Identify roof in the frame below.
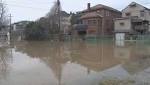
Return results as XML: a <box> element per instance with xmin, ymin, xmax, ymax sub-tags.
<box><xmin>81</xmin><ymin>4</ymin><xmax>121</xmax><ymax>13</ymax></box>
<box><xmin>115</xmin><ymin>17</ymin><xmax>130</xmax><ymax>20</ymax></box>
<box><xmin>60</xmin><ymin>11</ymin><xmax>70</xmax><ymax>17</ymax></box>
<box><xmin>132</xmin><ymin>19</ymin><xmax>143</xmax><ymax>22</ymax></box>
<box><xmin>13</xmin><ymin>21</ymin><xmax>31</xmax><ymax>25</ymax></box>
<box><xmin>114</xmin><ymin>30</ymin><xmax>132</xmax><ymax>33</ymax></box>
<box><xmin>122</xmin><ymin>2</ymin><xmax>150</xmax><ymax>12</ymax></box>
<box><xmin>80</xmin><ymin>12</ymin><xmax>103</xmax><ymax>19</ymax></box>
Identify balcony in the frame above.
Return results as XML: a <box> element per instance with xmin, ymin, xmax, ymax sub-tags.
<box><xmin>133</xmin><ymin>25</ymin><xmax>149</xmax><ymax>31</ymax></box>
<box><xmin>0</xmin><ymin>31</ymin><xmax>9</xmax><ymax>35</ymax></box>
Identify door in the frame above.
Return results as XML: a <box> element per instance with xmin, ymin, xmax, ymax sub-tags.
<box><xmin>115</xmin><ymin>33</ymin><xmax>125</xmax><ymax>41</ymax></box>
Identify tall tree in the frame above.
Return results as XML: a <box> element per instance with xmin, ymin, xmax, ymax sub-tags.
<box><xmin>0</xmin><ymin>0</ymin><xmax>9</xmax><ymax>28</ymax></box>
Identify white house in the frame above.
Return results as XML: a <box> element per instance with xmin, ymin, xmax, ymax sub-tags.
<box><xmin>61</xmin><ymin>15</ymin><xmax>72</xmax><ymax>35</ymax></box>
<box><xmin>115</xmin><ymin>2</ymin><xmax>150</xmax><ymax>40</ymax></box>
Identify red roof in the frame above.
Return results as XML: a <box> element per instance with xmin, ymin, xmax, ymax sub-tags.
<box><xmin>80</xmin><ymin>12</ymin><xmax>103</xmax><ymax>19</ymax></box>
<box><xmin>81</xmin><ymin>4</ymin><xmax>121</xmax><ymax>13</ymax></box>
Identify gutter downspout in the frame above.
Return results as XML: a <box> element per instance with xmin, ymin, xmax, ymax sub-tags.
<box><xmin>96</xmin><ymin>12</ymin><xmax>104</xmax><ymax>38</ymax></box>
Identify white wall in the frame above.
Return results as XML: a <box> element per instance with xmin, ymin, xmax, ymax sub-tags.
<box><xmin>122</xmin><ymin>3</ymin><xmax>144</xmax><ymax>17</ymax></box>
<box><xmin>61</xmin><ymin>16</ymin><xmax>71</xmax><ymax>34</ymax></box>
<box><xmin>115</xmin><ymin>18</ymin><xmax>131</xmax><ymax>31</ymax></box>
<box><xmin>122</xmin><ymin>2</ymin><xmax>150</xmax><ymax>21</ymax></box>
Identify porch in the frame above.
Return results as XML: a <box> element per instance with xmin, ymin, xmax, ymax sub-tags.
<box><xmin>132</xmin><ymin>19</ymin><xmax>149</xmax><ymax>34</ymax></box>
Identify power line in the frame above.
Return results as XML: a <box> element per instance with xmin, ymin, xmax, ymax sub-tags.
<box><xmin>1</xmin><ymin>3</ymin><xmax>52</xmax><ymax>10</ymax></box>
<box><xmin>9</xmin><ymin>4</ymin><xmax>50</xmax><ymax>10</ymax></box>
<box><xmin>138</xmin><ymin>0</ymin><xmax>150</xmax><ymax>5</ymax></box>
<box><xmin>7</xmin><ymin>0</ymin><xmax>55</xmax><ymax>6</ymax></box>
<box><xmin>6</xmin><ymin>0</ymin><xmax>55</xmax><ymax>5</ymax></box>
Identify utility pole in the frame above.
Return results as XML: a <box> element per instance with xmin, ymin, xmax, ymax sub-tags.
<box><xmin>8</xmin><ymin>14</ymin><xmax>12</xmax><ymax>41</ymax></box>
<box><xmin>57</xmin><ymin>0</ymin><xmax>61</xmax><ymax>41</ymax></box>
<box><xmin>9</xmin><ymin>14</ymin><xmax>12</xmax><ymax>30</ymax></box>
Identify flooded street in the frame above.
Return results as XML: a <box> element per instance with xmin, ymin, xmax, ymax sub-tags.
<box><xmin>0</xmin><ymin>41</ymin><xmax>150</xmax><ymax>85</ymax></box>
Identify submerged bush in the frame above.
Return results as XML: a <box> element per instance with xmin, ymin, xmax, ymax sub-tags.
<box><xmin>25</xmin><ymin>22</ymin><xmax>50</xmax><ymax>40</ymax></box>
<box><xmin>99</xmin><ymin>79</ymin><xmax>135</xmax><ymax>85</ymax></box>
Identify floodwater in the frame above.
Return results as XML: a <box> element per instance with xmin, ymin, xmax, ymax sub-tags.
<box><xmin>0</xmin><ymin>40</ymin><xmax>150</xmax><ymax>85</ymax></box>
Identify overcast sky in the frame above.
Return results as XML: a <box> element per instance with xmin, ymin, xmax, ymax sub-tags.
<box><xmin>4</xmin><ymin>0</ymin><xmax>150</xmax><ymax>22</ymax></box>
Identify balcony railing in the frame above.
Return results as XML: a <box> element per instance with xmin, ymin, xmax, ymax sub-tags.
<box><xmin>133</xmin><ymin>25</ymin><xmax>149</xmax><ymax>30</ymax></box>
<box><xmin>0</xmin><ymin>31</ymin><xmax>9</xmax><ymax>35</ymax></box>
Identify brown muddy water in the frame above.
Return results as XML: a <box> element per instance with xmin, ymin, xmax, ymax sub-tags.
<box><xmin>0</xmin><ymin>40</ymin><xmax>150</xmax><ymax>85</ymax></box>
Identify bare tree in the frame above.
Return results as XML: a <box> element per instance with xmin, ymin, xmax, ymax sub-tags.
<box><xmin>0</xmin><ymin>0</ymin><xmax>9</xmax><ymax>28</ymax></box>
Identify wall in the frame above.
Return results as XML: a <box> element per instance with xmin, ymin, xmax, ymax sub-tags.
<box><xmin>103</xmin><ymin>9</ymin><xmax>121</xmax><ymax>35</ymax></box>
<box><xmin>115</xmin><ymin>18</ymin><xmax>131</xmax><ymax>31</ymax></box>
<box><xmin>82</xmin><ymin>17</ymin><xmax>101</xmax><ymax>36</ymax></box>
<box><xmin>122</xmin><ymin>3</ymin><xmax>150</xmax><ymax>21</ymax></box>
<box><xmin>61</xmin><ymin>16</ymin><xmax>71</xmax><ymax>34</ymax></box>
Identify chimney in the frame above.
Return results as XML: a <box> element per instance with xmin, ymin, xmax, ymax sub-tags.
<box><xmin>87</xmin><ymin>3</ymin><xmax>91</xmax><ymax>10</ymax></box>
<box><xmin>57</xmin><ymin>0</ymin><xmax>60</xmax><ymax>6</ymax></box>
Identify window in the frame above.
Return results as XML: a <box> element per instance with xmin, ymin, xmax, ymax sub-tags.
<box><xmin>88</xmin><ymin>30</ymin><xmax>96</xmax><ymax>34</ymax></box>
<box><xmin>88</xmin><ymin>20</ymin><xmax>97</xmax><ymax>25</ymax></box>
<box><xmin>106</xmin><ymin>11</ymin><xmax>110</xmax><ymax>16</ymax></box>
<box><xmin>120</xmin><ymin>22</ymin><xmax>125</xmax><ymax>26</ymax></box>
<box><xmin>125</xmin><ymin>12</ymin><xmax>131</xmax><ymax>16</ymax></box>
<box><xmin>140</xmin><ymin>10</ymin><xmax>145</xmax><ymax>17</ymax></box>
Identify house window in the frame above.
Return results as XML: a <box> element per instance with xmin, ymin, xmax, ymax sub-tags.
<box><xmin>83</xmin><ymin>20</ymin><xmax>88</xmax><ymax>25</ymax></box>
<box><xmin>88</xmin><ymin>20</ymin><xmax>97</xmax><ymax>25</ymax></box>
<box><xmin>120</xmin><ymin>22</ymin><xmax>125</xmax><ymax>26</ymax></box>
<box><xmin>125</xmin><ymin>12</ymin><xmax>131</xmax><ymax>16</ymax></box>
<box><xmin>106</xmin><ymin>11</ymin><xmax>110</xmax><ymax>16</ymax></box>
<box><xmin>140</xmin><ymin>10</ymin><xmax>145</xmax><ymax>17</ymax></box>
<box><xmin>88</xmin><ymin>30</ymin><xmax>96</xmax><ymax>34</ymax></box>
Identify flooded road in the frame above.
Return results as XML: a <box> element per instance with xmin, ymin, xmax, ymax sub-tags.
<box><xmin>0</xmin><ymin>41</ymin><xmax>150</xmax><ymax>85</ymax></box>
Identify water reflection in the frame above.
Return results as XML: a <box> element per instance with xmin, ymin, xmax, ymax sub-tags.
<box><xmin>0</xmin><ymin>46</ymin><xmax>12</xmax><ymax>80</ymax></box>
<box><xmin>0</xmin><ymin>41</ymin><xmax>150</xmax><ymax>85</ymax></box>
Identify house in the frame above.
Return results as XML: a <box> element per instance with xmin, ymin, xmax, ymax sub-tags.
<box><xmin>47</xmin><ymin>10</ymin><xmax>71</xmax><ymax>35</ymax></box>
<box><xmin>60</xmin><ymin>11</ymin><xmax>72</xmax><ymax>35</ymax></box>
<box><xmin>115</xmin><ymin>2</ymin><xmax>150</xmax><ymax>40</ymax></box>
<box><xmin>76</xmin><ymin>3</ymin><xmax>121</xmax><ymax>37</ymax></box>
<box><xmin>12</xmin><ymin>21</ymin><xmax>31</xmax><ymax>40</ymax></box>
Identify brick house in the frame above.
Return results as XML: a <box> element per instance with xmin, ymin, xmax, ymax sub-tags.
<box><xmin>78</xmin><ymin>3</ymin><xmax>121</xmax><ymax>37</ymax></box>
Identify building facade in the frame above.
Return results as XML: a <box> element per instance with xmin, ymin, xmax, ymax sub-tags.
<box><xmin>78</xmin><ymin>3</ymin><xmax>121</xmax><ymax>37</ymax></box>
<box><xmin>115</xmin><ymin>2</ymin><xmax>150</xmax><ymax>40</ymax></box>
<box><xmin>60</xmin><ymin>11</ymin><xmax>72</xmax><ymax>35</ymax></box>
<box><xmin>12</xmin><ymin>21</ymin><xmax>31</xmax><ymax>41</ymax></box>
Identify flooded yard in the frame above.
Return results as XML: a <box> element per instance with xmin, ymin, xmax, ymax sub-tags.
<box><xmin>0</xmin><ymin>40</ymin><xmax>150</xmax><ymax>85</ymax></box>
